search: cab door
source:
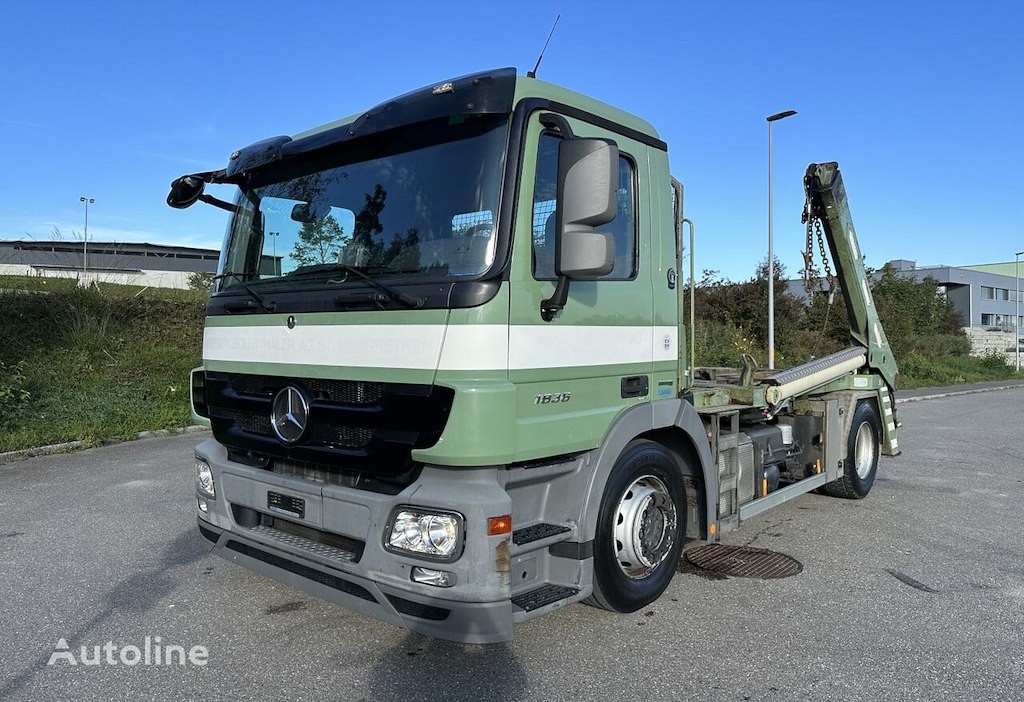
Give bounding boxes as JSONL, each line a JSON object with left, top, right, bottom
{"left": 507, "top": 111, "right": 660, "bottom": 462}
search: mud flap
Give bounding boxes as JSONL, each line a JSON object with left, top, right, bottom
{"left": 877, "top": 388, "right": 900, "bottom": 456}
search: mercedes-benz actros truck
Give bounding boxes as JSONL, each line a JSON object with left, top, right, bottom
{"left": 169, "top": 67, "right": 900, "bottom": 643}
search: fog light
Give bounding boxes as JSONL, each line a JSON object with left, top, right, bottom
{"left": 386, "top": 507, "right": 463, "bottom": 560}
{"left": 412, "top": 567, "right": 456, "bottom": 588}
{"left": 197, "top": 498, "right": 209, "bottom": 513}
{"left": 195, "top": 456, "right": 215, "bottom": 499}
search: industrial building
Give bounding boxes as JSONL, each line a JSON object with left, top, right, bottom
{"left": 881, "top": 259, "right": 1023, "bottom": 331}
{"left": 0, "top": 239, "right": 219, "bottom": 289}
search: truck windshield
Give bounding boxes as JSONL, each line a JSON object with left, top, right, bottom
{"left": 216, "top": 114, "right": 508, "bottom": 293}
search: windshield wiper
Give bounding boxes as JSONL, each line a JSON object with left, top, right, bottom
{"left": 287, "top": 263, "right": 425, "bottom": 308}
{"left": 212, "top": 272, "right": 277, "bottom": 313}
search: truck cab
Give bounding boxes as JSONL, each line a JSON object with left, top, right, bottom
{"left": 173, "top": 67, "right": 898, "bottom": 643}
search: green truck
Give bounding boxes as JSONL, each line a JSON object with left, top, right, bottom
{"left": 169, "top": 68, "right": 900, "bottom": 643}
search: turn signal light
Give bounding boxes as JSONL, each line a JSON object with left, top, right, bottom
{"left": 487, "top": 515, "right": 512, "bottom": 535}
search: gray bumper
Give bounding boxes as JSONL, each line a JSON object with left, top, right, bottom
{"left": 197, "top": 518, "right": 512, "bottom": 643}
{"left": 194, "top": 439, "right": 515, "bottom": 644}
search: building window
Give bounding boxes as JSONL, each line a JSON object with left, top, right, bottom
{"left": 981, "top": 314, "right": 994, "bottom": 325}
{"left": 981, "top": 286, "right": 994, "bottom": 300}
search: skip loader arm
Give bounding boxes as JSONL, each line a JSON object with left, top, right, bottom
{"left": 803, "top": 162, "right": 901, "bottom": 454}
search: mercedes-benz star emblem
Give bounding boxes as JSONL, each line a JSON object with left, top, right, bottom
{"left": 270, "top": 385, "right": 310, "bottom": 444}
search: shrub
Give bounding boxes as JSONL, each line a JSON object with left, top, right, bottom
{"left": 187, "top": 271, "right": 214, "bottom": 292}
{"left": 0, "top": 360, "right": 31, "bottom": 425}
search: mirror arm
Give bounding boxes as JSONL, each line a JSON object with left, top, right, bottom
{"left": 540, "top": 276, "right": 571, "bottom": 322}
{"left": 188, "top": 168, "right": 232, "bottom": 185}
{"left": 539, "top": 113, "right": 575, "bottom": 138}
{"left": 198, "top": 193, "right": 239, "bottom": 213}
{"left": 171, "top": 168, "right": 232, "bottom": 187}
{"left": 537, "top": 113, "right": 576, "bottom": 322}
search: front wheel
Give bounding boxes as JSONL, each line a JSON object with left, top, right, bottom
{"left": 586, "top": 440, "right": 687, "bottom": 613}
{"left": 821, "top": 401, "right": 881, "bottom": 499}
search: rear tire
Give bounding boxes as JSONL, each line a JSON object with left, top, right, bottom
{"left": 586, "top": 440, "right": 686, "bottom": 612}
{"left": 820, "top": 401, "right": 880, "bottom": 499}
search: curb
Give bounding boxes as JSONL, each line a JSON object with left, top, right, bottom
{"left": 0, "top": 425, "right": 210, "bottom": 465}
{"left": 895, "top": 383, "right": 1024, "bottom": 404}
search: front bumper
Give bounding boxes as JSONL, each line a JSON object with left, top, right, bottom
{"left": 194, "top": 438, "right": 515, "bottom": 644}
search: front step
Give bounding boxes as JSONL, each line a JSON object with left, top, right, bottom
{"left": 511, "top": 584, "right": 579, "bottom": 612}
{"left": 512, "top": 523, "right": 571, "bottom": 546}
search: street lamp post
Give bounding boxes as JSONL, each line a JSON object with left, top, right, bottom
{"left": 80, "top": 196, "right": 95, "bottom": 282}
{"left": 269, "top": 232, "right": 280, "bottom": 275}
{"left": 767, "top": 110, "right": 797, "bottom": 370}
{"left": 1016, "top": 250, "right": 1023, "bottom": 372}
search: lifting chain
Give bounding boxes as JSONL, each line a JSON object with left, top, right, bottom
{"left": 801, "top": 197, "right": 835, "bottom": 302}
{"left": 816, "top": 217, "right": 834, "bottom": 301}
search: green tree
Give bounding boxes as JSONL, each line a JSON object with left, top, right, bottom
{"left": 798, "top": 264, "right": 969, "bottom": 361}
{"left": 291, "top": 215, "right": 348, "bottom": 266}
{"left": 685, "top": 258, "right": 805, "bottom": 366}
{"left": 344, "top": 185, "right": 419, "bottom": 269}
{"left": 870, "top": 265, "right": 968, "bottom": 358}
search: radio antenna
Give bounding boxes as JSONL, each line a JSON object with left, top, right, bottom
{"left": 527, "top": 14, "right": 561, "bottom": 79}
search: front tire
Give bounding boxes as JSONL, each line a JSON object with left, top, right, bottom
{"left": 821, "top": 401, "right": 881, "bottom": 499}
{"left": 587, "top": 440, "right": 687, "bottom": 613}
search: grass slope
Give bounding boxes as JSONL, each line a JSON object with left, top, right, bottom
{"left": 0, "top": 279, "right": 204, "bottom": 452}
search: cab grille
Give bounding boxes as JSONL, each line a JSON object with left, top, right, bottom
{"left": 205, "top": 372, "right": 454, "bottom": 477}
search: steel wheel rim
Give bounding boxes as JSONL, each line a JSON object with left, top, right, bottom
{"left": 613, "top": 474, "right": 677, "bottom": 579}
{"left": 854, "top": 421, "right": 875, "bottom": 479}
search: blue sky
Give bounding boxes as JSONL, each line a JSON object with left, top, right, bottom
{"left": 1, "top": 1, "right": 1021, "bottom": 281}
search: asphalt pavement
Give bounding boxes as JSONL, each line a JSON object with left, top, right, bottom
{"left": 1, "top": 387, "right": 1022, "bottom": 701}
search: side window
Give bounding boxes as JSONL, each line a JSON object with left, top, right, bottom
{"left": 531, "top": 132, "right": 637, "bottom": 281}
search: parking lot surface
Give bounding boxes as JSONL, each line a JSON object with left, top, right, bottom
{"left": 1, "top": 389, "right": 1022, "bottom": 701}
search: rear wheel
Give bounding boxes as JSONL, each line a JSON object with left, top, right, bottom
{"left": 821, "top": 401, "right": 881, "bottom": 499}
{"left": 587, "top": 440, "right": 686, "bottom": 612}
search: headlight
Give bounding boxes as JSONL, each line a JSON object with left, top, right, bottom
{"left": 385, "top": 508, "right": 463, "bottom": 561}
{"left": 195, "top": 457, "right": 215, "bottom": 499}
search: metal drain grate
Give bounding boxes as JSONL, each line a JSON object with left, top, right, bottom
{"left": 684, "top": 544, "right": 802, "bottom": 579}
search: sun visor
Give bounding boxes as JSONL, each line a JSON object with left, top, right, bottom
{"left": 280, "top": 67, "right": 517, "bottom": 160}
{"left": 226, "top": 135, "right": 293, "bottom": 178}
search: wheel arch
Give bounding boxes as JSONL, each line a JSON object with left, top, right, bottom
{"left": 825, "top": 389, "right": 881, "bottom": 462}
{"left": 577, "top": 400, "right": 717, "bottom": 544}
{"left": 818, "top": 390, "right": 883, "bottom": 499}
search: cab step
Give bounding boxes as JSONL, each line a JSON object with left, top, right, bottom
{"left": 511, "top": 584, "right": 579, "bottom": 612}
{"left": 512, "top": 523, "right": 571, "bottom": 546}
